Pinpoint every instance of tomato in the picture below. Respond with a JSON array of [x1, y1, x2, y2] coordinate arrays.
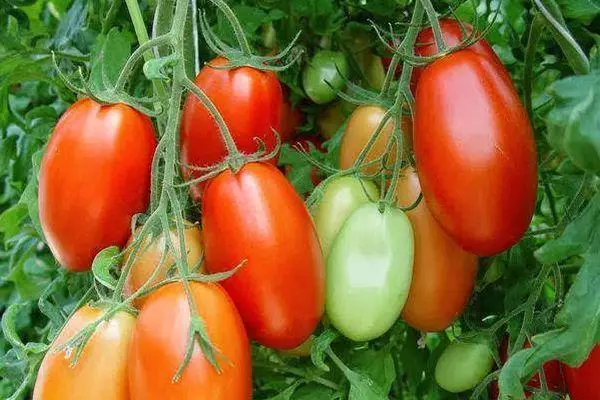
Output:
[[313, 176, 379, 260], [490, 338, 565, 398], [39, 98, 156, 272], [129, 282, 251, 399], [396, 168, 478, 332], [414, 50, 537, 256], [33, 305, 135, 400], [202, 163, 325, 349], [435, 341, 494, 393], [413, 19, 503, 85], [326, 203, 413, 341], [280, 96, 304, 142], [316, 101, 356, 140], [181, 57, 283, 199], [564, 345, 600, 400], [302, 50, 349, 105], [123, 221, 203, 308]]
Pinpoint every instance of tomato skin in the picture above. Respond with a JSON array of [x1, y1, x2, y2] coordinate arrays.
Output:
[[303, 51, 349, 105], [202, 163, 325, 349], [33, 305, 135, 400], [326, 203, 413, 341], [564, 345, 600, 400], [280, 96, 304, 142], [181, 57, 283, 198], [414, 50, 537, 256], [396, 168, 478, 332], [128, 282, 252, 400], [313, 176, 379, 260], [39, 98, 156, 272], [435, 342, 494, 393], [123, 222, 203, 308], [316, 101, 356, 140]]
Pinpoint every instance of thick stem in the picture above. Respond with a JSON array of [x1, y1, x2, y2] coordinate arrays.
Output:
[[419, 0, 445, 52]]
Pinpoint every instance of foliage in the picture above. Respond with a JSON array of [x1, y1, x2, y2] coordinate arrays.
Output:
[[1, 0, 600, 399]]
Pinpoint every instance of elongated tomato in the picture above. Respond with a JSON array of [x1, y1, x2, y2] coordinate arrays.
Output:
[[181, 57, 282, 199], [39, 98, 156, 271], [396, 168, 478, 332], [33, 305, 135, 400], [564, 345, 600, 400], [414, 51, 537, 256], [202, 163, 325, 349], [129, 282, 252, 400]]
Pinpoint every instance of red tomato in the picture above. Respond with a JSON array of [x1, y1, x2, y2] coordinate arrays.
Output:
[[180, 57, 283, 199], [33, 305, 135, 400], [413, 19, 503, 84], [396, 168, 478, 332], [280, 95, 304, 142], [414, 50, 537, 256], [564, 345, 600, 400], [202, 163, 325, 349], [39, 98, 156, 271], [129, 282, 252, 400]]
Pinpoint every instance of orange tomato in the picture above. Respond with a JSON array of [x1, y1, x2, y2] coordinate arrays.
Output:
[[396, 168, 478, 331], [128, 282, 252, 400], [33, 305, 135, 400]]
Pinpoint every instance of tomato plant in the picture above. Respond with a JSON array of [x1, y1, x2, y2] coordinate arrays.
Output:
[[414, 50, 538, 256], [435, 341, 494, 393], [128, 282, 252, 399], [33, 306, 135, 400], [326, 203, 413, 341], [202, 163, 324, 349], [38, 98, 156, 272], [396, 168, 478, 332], [302, 50, 349, 105]]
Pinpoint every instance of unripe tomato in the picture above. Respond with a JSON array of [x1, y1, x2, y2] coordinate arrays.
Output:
[[39, 98, 156, 272], [202, 163, 325, 349], [396, 168, 478, 332], [181, 57, 283, 199], [128, 282, 252, 400], [435, 341, 494, 393], [326, 203, 413, 341], [33, 305, 135, 400], [123, 221, 203, 308], [302, 50, 349, 105], [313, 176, 379, 260], [414, 50, 537, 256], [316, 101, 355, 140], [564, 345, 600, 400]]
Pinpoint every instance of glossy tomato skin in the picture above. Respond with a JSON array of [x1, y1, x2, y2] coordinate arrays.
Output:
[[33, 305, 135, 400], [435, 342, 494, 393], [123, 221, 203, 308], [326, 203, 413, 341], [129, 282, 251, 400], [413, 19, 503, 84], [414, 50, 537, 256], [303, 51, 349, 105], [39, 98, 156, 271], [313, 176, 379, 260], [181, 57, 283, 197], [396, 168, 478, 332], [202, 163, 325, 349], [564, 345, 600, 400]]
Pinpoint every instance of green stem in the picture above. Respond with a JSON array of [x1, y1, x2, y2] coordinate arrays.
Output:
[[254, 361, 340, 390], [524, 13, 545, 118], [207, 0, 252, 56], [419, 0, 445, 52]]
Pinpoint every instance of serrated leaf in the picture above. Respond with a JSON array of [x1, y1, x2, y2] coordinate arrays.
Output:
[[0, 204, 28, 239], [91, 246, 121, 291], [554, 0, 600, 22], [311, 328, 338, 371]]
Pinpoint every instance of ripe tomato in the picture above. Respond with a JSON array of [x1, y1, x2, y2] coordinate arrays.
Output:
[[39, 98, 156, 272], [396, 168, 478, 332], [129, 282, 251, 399], [181, 57, 283, 198], [202, 163, 325, 349], [564, 345, 600, 400], [414, 50, 537, 256], [413, 19, 503, 84], [33, 305, 135, 400], [435, 341, 494, 393], [302, 50, 349, 105], [280, 95, 304, 142], [313, 176, 379, 260], [123, 221, 203, 308], [326, 203, 413, 341]]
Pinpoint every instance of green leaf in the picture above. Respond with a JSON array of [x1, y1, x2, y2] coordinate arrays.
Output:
[[0, 204, 27, 239], [91, 246, 121, 291], [143, 54, 179, 80], [292, 384, 337, 400], [311, 328, 338, 371], [90, 28, 133, 91], [554, 0, 600, 22], [348, 348, 395, 396]]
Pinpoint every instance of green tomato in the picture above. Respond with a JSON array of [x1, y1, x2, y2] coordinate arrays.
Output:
[[326, 203, 414, 341], [314, 176, 379, 260], [302, 51, 349, 105], [435, 342, 494, 393]]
